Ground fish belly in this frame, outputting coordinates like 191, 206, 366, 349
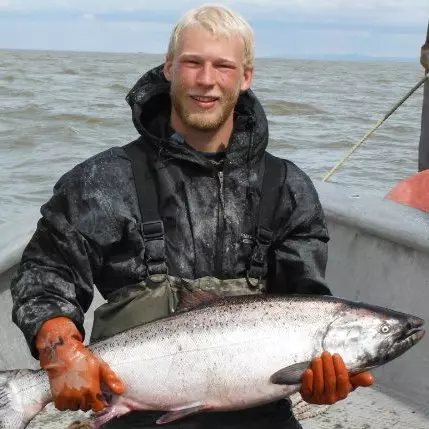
108, 337, 303, 413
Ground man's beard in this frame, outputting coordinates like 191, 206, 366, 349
170, 83, 240, 132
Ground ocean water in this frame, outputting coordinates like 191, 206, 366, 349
0, 49, 426, 225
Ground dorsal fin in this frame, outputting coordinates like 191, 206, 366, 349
176, 290, 219, 312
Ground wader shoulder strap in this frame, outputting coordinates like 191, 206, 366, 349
123, 141, 168, 282
247, 152, 285, 284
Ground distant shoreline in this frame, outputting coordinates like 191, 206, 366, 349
0, 47, 418, 65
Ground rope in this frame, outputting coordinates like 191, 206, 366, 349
321, 72, 429, 182
290, 392, 330, 421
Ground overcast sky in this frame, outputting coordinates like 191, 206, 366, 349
1, 1, 428, 60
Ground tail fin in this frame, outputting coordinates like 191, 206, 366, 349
0, 369, 50, 429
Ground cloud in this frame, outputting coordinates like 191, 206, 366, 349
3, 1, 428, 32
4, 0, 428, 34
3, 0, 428, 23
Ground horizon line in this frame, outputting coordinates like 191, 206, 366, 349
0, 47, 420, 64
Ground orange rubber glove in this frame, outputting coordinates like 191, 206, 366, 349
36, 317, 125, 412
300, 351, 374, 405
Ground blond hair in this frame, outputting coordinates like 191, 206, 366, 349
167, 4, 255, 70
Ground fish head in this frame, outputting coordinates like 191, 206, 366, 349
321, 301, 425, 373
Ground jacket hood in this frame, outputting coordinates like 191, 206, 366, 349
125, 64, 269, 167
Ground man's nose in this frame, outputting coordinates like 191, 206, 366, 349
196, 63, 216, 86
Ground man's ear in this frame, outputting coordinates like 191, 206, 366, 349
164, 57, 173, 82
240, 67, 254, 92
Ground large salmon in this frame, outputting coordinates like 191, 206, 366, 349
0, 294, 425, 428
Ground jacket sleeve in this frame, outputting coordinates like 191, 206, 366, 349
267, 161, 332, 296
10, 167, 104, 359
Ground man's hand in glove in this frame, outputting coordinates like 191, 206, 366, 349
300, 351, 374, 405
36, 317, 125, 412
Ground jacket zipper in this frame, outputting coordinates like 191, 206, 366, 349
216, 170, 225, 275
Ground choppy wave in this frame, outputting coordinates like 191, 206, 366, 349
49, 113, 108, 124
265, 100, 325, 116
109, 83, 131, 92
2, 105, 46, 117
93, 102, 119, 109
1, 75, 16, 82
9, 135, 38, 148
60, 68, 80, 75
0, 87, 34, 97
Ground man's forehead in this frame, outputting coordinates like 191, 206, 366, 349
175, 29, 244, 63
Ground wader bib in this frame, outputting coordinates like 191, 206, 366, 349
90, 142, 302, 428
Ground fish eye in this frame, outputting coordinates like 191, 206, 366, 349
381, 324, 390, 334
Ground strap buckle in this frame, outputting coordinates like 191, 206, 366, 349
246, 227, 274, 288
141, 221, 168, 283
142, 221, 164, 241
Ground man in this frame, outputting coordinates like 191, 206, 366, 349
10, 4, 373, 428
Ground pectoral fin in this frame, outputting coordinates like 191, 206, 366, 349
270, 361, 311, 385
156, 403, 207, 424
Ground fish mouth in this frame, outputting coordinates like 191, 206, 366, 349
389, 317, 425, 359
401, 317, 425, 345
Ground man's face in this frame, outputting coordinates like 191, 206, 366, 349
164, 25, 253, 132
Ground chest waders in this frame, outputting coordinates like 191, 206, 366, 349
90, 142, 303, 428
90, 142, 285, 344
